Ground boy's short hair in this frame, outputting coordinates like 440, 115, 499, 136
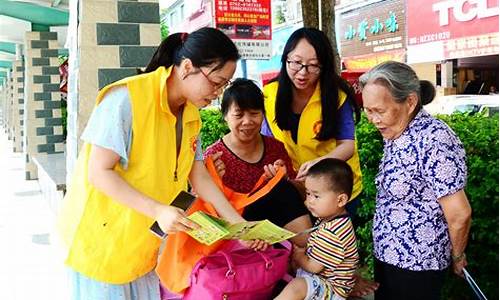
307, 158, 353, 198
221, 78, 265, 116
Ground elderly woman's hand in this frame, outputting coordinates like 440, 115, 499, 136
263, 159, 287, 179
439, 190, 472, 278
210, 151, 226, 178
452, 253, 468, 277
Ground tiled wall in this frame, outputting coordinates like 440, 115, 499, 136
66, 0, 160, 181
12, 60, 24, 153
24, 31, 64, 180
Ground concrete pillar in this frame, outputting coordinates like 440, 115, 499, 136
24, 31, 64, 180
2, 78, 10, 134
7, 72, 14, 139
66, 0, 160, 182
0, 83, 6, 130
12, 60, 25, 152
441, 60, 454, 88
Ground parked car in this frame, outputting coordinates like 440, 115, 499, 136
424, 94, 499, 116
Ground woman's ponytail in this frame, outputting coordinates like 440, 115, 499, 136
141, 27, 239, 74
143, 33, 184, 73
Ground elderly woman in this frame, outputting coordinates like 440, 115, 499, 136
359, 61, 472, 300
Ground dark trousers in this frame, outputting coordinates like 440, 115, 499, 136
374, 258, 446, 300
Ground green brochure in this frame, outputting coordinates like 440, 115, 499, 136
186, 211, 296, 245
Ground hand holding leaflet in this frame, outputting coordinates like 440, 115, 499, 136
149, 191, 196, 239
186, 211, 296, 245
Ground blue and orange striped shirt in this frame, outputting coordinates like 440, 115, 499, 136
306, 215, 359, 298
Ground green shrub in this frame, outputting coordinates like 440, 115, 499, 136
355, 113, 499, 299
199, 108, 229, 150
354, 114, 383, 278
439, 113, 499, 299
199, 110, 499, 299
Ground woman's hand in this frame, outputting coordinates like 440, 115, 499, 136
155, 205, 200, 234
263, 159, 287, 179
240, 239, 270, 251
210, 151, 226, 178
452, 254, 468, 277
439, 190, 471, 278
295, 158, 320, 181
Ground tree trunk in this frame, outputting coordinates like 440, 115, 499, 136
301, 0, 318, 29
301, 0, 341, 74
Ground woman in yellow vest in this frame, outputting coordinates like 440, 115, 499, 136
261, 28, 378, 297
58, 28, 252, 300
262, 28, 362, 219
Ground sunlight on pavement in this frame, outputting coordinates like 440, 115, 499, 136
0, 130, 70, 300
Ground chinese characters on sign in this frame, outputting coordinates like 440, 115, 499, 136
406, 0, 498, 62
340, 0, 406, 71
445, 33, 499, 59
215, 0, 272, 60
345, 11, 399, 41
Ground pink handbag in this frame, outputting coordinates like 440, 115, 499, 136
182, 243, 291, 300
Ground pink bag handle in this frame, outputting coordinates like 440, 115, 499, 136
191, 241, 294, 283
218, 251, 236, 279
255, 251, 274, 269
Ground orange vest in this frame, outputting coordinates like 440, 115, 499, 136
156, 158, 286, 293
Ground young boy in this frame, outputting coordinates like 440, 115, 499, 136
275, 158, 359, 300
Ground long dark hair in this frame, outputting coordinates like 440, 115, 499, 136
143, 27, 240, 74
272, 28, 360, 141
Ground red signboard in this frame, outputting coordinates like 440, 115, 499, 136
215, 0, 272, 60
341, 71, 364, 107
407, 0, 499, 46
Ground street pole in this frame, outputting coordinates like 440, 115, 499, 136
318, 0, 322, 30
241, 59, 247, 79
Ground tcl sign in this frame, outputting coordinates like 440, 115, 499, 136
433, 0, 498, 26
407, 0, 498, 45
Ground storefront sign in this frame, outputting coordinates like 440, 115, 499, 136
215, 0, 272, 60
407, 0, 499, 62
340, 0, 405, 70
343, 49, 405, 71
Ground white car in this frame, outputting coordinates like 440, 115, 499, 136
424, 94, 499, 116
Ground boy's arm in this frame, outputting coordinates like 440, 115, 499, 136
292, 246, 325, 274
297, 228, 346, 274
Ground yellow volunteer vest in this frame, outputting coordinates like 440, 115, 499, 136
263, 81, 363, 199
58, 66, 201, 284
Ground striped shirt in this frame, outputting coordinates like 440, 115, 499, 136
306, 215, 359, 298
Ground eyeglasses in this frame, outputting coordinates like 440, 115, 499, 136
199, 68, 232, 91
286, 60, 321, 74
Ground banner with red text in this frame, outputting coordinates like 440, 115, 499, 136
406, 0, 499, 62
215, 0, 272, 60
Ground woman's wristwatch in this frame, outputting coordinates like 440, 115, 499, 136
452, 252, 466, 262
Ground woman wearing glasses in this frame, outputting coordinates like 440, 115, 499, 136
262, 28, 361, 213
58, 28, 263, 300
262, 28, 377, 297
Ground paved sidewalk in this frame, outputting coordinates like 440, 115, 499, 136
0, 130, 69, 300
